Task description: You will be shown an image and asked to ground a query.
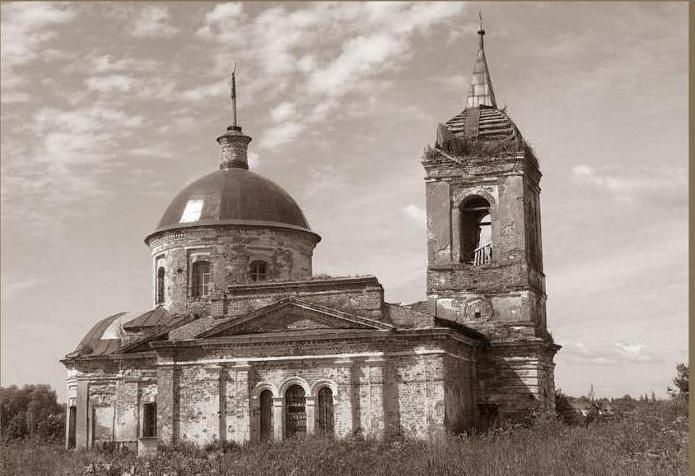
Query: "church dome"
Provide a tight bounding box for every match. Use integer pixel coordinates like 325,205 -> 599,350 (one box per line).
146,167 -> 316,240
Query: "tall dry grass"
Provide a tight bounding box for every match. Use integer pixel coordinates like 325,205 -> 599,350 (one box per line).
1,400 -> 687,476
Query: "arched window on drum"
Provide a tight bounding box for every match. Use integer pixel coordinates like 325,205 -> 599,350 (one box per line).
460,196 -> 492,265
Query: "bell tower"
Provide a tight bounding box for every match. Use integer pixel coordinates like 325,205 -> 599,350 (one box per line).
421,19 -> 558,416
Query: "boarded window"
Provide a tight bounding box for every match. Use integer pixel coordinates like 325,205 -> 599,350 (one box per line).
317,387 -> 334,435
460,196 -> 492,265
142,402 -> 157,438
260,390 -> 273,441
156,267 -> 165,304
249,260 -> 268,282
191,261 -> 212,298
285,385 -> 306,438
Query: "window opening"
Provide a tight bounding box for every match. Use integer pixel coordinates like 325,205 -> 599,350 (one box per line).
156,267 -> 165,304
260,390 -> 273,441
285,385 -> 306,438
249,260 -> 268,282
191,261 -> 212,297
317,387 -> 334,435
460,197 -> 492,265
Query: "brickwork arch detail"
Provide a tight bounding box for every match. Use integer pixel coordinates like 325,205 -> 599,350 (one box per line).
278,377 -> 311,396
252,382 -> 278,398
310,379 -> 338,397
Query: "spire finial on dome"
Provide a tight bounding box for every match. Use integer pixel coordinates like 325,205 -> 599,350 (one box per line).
230,61 -> 238,128
466,12 -> 497,109
217,60 -> 252,170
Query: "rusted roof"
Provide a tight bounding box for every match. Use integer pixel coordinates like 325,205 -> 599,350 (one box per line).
445,106 -> 518,142
68,312 -> 126,357
122,306 -> 172,330
145,168 -> 319,243
67,308 -> 181,358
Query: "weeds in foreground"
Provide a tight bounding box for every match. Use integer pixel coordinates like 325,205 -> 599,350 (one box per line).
1,400 -> 687,476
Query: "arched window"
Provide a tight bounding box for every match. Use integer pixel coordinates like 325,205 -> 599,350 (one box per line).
260,390 -> 273,441
156,267 -> 165,304
284,385 -> 306,438
460,196 -> 492,265
249,260 -> 268,282
191,261 -> 212,298
317,387 -> 334,435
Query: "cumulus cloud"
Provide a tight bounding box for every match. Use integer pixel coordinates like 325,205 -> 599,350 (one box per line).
196,3 -> 244,41
1,276 -> 44,300
270,102 -> 297,122
1,2 -> 75,100
85,74 -> 137,93
130,5 -> 179,38
403,204 -> 427,227
561,340 -> 655,365
195,2 -> 467,149
571,164 -> 687,205
258,122 -> 305,150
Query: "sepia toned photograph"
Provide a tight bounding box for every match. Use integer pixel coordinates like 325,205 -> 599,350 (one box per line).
0,1 -> 688,475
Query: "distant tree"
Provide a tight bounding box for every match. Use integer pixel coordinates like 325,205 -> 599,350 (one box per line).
1,384 -> 64,441
555,389 -> 580,425
668,363 -> 688,400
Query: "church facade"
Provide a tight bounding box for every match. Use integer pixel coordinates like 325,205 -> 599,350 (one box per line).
62,25 -> 558,453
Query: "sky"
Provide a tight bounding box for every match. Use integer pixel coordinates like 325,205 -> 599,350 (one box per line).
1,1 -> 688,401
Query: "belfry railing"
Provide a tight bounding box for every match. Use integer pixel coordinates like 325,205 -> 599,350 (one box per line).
473,244 -> 492,266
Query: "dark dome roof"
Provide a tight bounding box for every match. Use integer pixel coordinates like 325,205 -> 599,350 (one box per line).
445,105 -> 520,142
146,168 -> 317,241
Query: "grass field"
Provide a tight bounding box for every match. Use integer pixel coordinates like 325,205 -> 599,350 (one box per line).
2,400 -> 687,476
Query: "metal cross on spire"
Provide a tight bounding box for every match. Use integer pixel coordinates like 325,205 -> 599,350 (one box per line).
466,12 -> 497,109
230,61 -> 237,127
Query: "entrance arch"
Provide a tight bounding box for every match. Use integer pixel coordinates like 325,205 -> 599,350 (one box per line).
285,385 -> 306,437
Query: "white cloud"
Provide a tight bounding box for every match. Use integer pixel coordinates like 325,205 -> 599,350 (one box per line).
1,2 -> 75,67
85,74 -> 137,93
1,2 -> 75,101
270,102 -> 297,122
403,204 -> 426,227
570,164 -> 687,205
560,340 -> 656,366
91,55 -> 162,74
196,3 -> 245,41
258,122 -> 305,150
180,79 -> 228,101
2,277 -> 44,300
131,5 -> 179,38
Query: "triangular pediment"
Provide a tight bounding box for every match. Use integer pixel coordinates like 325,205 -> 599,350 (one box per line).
197,298 -> 394,338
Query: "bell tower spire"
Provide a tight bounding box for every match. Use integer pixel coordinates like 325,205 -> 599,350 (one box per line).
466,11 -> 497,109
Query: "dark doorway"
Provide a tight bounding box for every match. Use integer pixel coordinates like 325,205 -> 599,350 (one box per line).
68,406 -> 76,448
142,402 -> 157,437
260,390 -> 273,441
317,387 -> 334,435
285,385 -> 306,438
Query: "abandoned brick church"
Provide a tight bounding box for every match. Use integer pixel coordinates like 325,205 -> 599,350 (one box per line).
62,25 -> 559,452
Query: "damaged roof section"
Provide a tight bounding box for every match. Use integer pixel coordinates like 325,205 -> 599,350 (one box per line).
64,307 -> 183,358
